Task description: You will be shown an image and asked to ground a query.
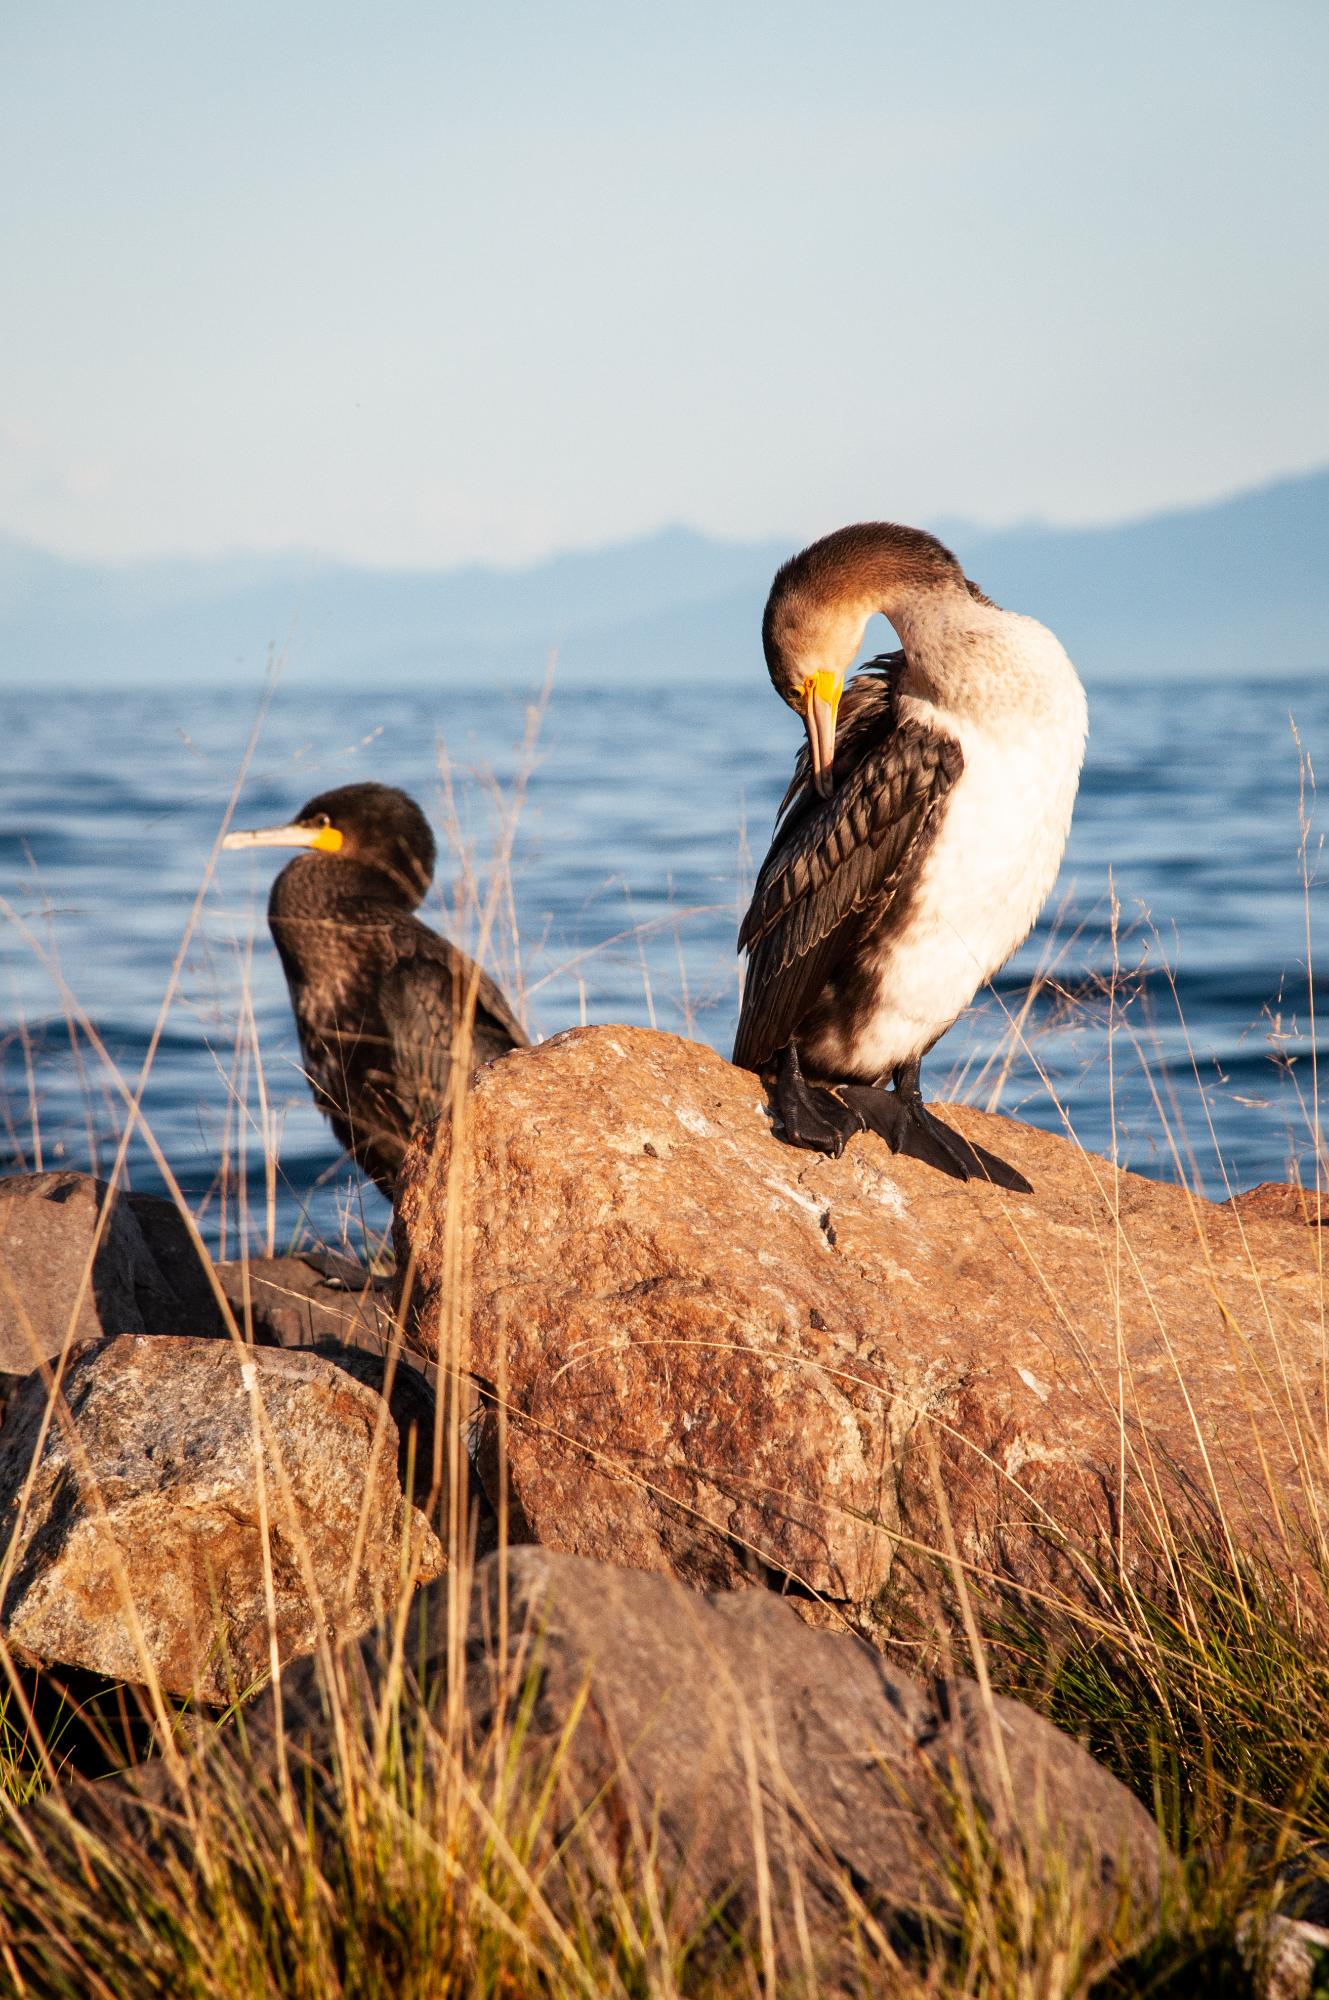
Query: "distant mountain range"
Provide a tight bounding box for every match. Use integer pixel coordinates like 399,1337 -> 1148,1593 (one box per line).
1,465 -> 1326,688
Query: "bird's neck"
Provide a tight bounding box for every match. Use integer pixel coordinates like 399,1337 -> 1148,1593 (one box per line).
853,577 -> 992,706
888,584 -> 991,669
892,592 -> 1085,734
271,852 -> 424,916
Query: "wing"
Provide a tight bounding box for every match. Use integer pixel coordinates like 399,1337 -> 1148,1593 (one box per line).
733,719 -> 962,1072
372,920 -> 529,1135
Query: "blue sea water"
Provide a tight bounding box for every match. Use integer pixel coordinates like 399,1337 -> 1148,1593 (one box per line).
2,671 -> 1326,1252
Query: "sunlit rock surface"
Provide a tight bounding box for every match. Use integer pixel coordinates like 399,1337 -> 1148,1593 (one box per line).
0,1333 -> 441,1701
397,1023 -> 1329,1634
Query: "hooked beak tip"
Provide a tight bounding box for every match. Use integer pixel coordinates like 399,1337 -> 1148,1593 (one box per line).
803,686 -> 841,802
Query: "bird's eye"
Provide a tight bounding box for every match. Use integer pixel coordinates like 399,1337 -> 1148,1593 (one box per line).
313,814 -> 331,829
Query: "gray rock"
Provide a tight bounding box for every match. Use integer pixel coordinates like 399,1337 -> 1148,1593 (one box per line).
0,1333 -> 443,1702
0,1168 -> 441,1499
0,1171 -> 185,1370
453,1551 -> 1163,1959
1240,1913 -> 1329,2000
212,1251 -> 393,1352
85,1547 -> 1164,1983
0,1168 -> 404,1369
126,1189 -> 231,1334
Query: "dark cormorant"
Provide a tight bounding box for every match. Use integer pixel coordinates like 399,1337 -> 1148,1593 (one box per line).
223,782 -> 527,1198
733,523 -> 1087,1189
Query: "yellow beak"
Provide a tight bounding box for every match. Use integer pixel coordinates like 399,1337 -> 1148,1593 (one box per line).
803,670 -> 844,798
222,822 -> 344,853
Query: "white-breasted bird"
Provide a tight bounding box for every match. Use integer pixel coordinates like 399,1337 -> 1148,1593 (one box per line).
733,523 -> 1087,1190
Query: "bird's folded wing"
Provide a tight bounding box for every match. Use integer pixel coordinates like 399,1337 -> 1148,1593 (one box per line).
470,961 -> 531,1053
733,720 -> 962,1072
376,923 -> 529,1123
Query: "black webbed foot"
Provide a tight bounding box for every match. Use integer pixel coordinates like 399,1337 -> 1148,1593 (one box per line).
770,1044 -> 865,1158
922,1108 -> 1033,1193
836,1082 -> 921,1154
839,1070 -> 1033,1194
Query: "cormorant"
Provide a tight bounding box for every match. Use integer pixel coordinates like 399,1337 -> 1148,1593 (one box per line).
223,782 -> 527,1198
733,523 -> 1087,1190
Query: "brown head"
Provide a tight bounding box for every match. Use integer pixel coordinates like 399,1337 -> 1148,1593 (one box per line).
221,782 -> 436,908
762,523 -> 970,795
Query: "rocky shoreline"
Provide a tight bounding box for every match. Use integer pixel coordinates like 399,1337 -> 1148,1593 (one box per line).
2,1025 -> 1328,1989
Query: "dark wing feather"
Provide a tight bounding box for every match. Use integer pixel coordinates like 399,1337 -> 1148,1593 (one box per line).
271,862 -> 528,1194
374,919 -> 529,1135
733,720 -> 962,1072
391,921 -> 530,1057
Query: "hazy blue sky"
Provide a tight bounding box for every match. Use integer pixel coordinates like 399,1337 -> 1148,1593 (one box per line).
2,1 -> 1326,568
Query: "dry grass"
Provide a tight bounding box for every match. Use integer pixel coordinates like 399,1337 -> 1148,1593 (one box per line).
0,700 -> 1326,1996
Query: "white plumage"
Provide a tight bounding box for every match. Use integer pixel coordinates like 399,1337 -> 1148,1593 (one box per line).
823,602 -> 1087,1079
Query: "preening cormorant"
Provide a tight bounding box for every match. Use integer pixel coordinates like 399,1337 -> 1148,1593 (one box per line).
223,782 -> 527,1198
733,523 -> 1087,1190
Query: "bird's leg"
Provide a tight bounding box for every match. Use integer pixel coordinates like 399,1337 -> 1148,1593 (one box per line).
770,1043 -> 866,1158
893,1057 -> 977,1181
839,1057 -> 1033,1193
890,1055 -> 924,1112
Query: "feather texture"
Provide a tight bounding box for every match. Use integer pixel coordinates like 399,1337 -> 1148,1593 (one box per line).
736,528 -> 1087,1106
733,702 -> 961,1073
270,857 -> 526,1197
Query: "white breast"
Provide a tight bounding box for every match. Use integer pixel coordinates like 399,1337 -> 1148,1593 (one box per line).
842,609 -> 1087,1080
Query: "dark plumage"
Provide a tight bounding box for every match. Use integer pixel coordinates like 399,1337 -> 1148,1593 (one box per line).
734,660 -> 956,1074
224,782 -> 527,1198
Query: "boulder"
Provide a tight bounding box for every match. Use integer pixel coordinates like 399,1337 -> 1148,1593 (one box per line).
60,1548 -> 1165,1984
0,1168 -> 441,1497
0,1168 -> 405,1366
447,1551 -> 1162,1964
0,1334 -> 442,1701
395,1025 -> 1329,1634
211,1251 -> 395,1352
0,1171 -> 189,1373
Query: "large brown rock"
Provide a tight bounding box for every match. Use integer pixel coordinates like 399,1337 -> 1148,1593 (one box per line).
395,1025 -> 1329,1633
53,1548 -> 1164,1986
0,1334 -> 442,1701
